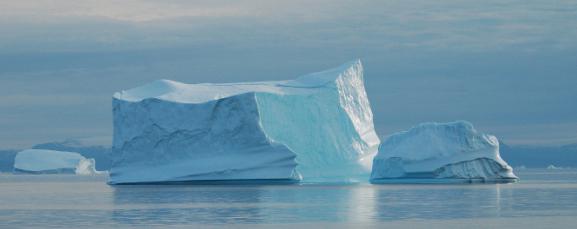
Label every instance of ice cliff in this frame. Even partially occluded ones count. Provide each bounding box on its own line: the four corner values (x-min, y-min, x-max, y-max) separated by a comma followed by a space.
110, 60, 380, 184
13, 149, 100, 175
371, 121, 518, 183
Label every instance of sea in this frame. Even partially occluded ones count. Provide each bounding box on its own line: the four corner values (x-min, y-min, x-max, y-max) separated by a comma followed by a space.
1, 169, 576, 228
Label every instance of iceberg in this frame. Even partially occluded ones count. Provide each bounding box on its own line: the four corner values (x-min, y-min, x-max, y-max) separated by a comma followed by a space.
13, 149, 101, 175
109, 60, 380, 184
33, 139, 113, 171
371, 121, 518, 183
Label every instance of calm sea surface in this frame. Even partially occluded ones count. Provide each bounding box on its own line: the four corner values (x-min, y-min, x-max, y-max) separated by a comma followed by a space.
1, 169, 576, 228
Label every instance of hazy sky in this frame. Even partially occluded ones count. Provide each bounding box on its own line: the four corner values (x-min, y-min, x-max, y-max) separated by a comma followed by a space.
1, 0, 576, 149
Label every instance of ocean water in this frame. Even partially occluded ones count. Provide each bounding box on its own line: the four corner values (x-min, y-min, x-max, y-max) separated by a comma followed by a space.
1, 169, 576, 228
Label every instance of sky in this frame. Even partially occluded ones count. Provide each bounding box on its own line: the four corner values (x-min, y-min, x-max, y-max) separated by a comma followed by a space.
0, 0, 576, 149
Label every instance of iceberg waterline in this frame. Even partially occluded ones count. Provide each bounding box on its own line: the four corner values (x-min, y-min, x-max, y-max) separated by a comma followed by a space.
109, 60, 380, 184
371, 121, 518, 183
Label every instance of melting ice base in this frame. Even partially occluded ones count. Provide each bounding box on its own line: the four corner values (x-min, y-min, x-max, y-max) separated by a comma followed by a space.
371, 121, 518, 183
110, 60, 380, 184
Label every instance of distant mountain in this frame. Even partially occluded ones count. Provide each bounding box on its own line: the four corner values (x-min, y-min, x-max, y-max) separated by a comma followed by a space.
2, 140, 576, 172
0, 150, 18, 172
32, 139, 112, 171
500, 141, 577, 168
561, 143, 577, 151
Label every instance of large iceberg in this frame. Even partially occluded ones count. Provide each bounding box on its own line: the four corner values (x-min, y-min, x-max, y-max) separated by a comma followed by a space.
13, 149, 100, 175
371, 121, 518, 183
110, 60, 380, 184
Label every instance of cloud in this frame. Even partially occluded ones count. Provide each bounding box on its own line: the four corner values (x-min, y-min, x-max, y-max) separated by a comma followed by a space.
2, 0, 576, 53
0, 0, 252, 22
0, 0, 576, 148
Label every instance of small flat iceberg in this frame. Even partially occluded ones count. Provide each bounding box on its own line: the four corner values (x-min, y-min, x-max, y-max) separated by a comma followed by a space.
13, 149, 101, 175
371, 121, 518, 183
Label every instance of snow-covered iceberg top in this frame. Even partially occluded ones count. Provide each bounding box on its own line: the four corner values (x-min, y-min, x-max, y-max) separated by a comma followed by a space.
14, 149, 101, 175
110, 60, 380, 184
114, 60, 365, 104
371, 121, 518, 183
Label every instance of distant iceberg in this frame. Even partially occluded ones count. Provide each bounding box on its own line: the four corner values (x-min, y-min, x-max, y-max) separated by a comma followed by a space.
109, 60, 380, 184
514, 165, 527, 170
371, 121, 518, 183
13, 149, 101, 175
32, 139, 112, 171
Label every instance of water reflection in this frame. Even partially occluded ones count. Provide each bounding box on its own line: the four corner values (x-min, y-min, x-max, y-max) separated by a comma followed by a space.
112, 184, 514, 224
111, 183, 510, 225
111, 184, 378, 225
373, 185, 505, 220
2, 170, 577, 227
112, 185, 265, 224
107, 170, 577, 225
